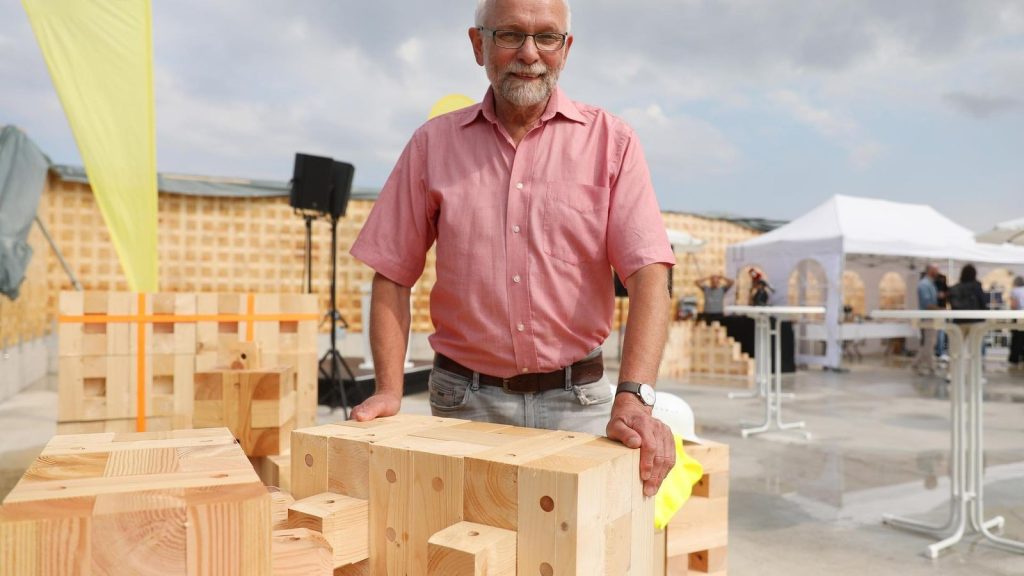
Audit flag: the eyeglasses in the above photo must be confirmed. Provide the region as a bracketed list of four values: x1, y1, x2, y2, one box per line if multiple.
[477, 27, 568, 51]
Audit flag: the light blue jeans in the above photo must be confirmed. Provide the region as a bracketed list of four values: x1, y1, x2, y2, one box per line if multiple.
[428, 353, 613, 436]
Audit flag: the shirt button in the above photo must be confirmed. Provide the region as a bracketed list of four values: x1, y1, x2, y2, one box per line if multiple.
[512, 225, 521, 234]
[512, 275, 521, 283]
[517, 323, 525, 332]
[515, 182, 524, 190]
[522, 367, 529, 373]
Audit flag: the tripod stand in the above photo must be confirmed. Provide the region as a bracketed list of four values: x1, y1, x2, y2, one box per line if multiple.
[300, 209, 355, 419]
[319, 215, 356, 419]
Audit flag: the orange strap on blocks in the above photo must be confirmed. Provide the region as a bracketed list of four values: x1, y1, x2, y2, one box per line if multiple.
[58, 293, 319, 432]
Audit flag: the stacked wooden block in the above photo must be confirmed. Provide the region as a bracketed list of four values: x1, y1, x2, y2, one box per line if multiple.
[57, 291, 319, 435]
[0, 428, 271, 576]
[691, 322, 754, 379]
[657, 440, 730, 576]
[660, 321, 694, 378]
[288, 414, 654, 575]
[58, 292, 195, 432]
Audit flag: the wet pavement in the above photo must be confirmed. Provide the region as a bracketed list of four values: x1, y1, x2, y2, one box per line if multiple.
[1, 354, 1022, 575]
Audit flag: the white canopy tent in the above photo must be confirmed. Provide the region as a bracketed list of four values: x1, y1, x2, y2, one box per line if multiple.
[666, 228, 705, 253]
[977, 216, 1024, 246]
[726, 195, 1024, 368]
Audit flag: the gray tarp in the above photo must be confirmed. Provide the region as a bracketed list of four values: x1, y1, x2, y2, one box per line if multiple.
[0, 125, 49, 299]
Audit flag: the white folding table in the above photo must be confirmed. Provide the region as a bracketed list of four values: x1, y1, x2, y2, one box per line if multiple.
[725, 305, 825, 439]
[870, 309, 1024, 557]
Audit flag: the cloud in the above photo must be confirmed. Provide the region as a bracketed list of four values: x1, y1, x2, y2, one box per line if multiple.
[770, 90, 882, 168]
[944, 91, 1023, 119]
[619, 104, 739, 181]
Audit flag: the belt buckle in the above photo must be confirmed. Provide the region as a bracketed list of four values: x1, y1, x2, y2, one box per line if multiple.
[501, 377, 516, 394]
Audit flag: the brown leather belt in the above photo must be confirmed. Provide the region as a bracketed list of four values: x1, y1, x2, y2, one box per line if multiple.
[434, 353, 604, 394]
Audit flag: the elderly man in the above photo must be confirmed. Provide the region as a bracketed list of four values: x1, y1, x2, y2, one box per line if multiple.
[349, 0, 675, 497]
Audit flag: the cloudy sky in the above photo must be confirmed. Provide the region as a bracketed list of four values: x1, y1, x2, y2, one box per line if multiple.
[2, 0, 1022, 232]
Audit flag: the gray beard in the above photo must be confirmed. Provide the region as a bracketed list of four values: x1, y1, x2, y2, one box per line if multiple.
[498, 69, 559, 107]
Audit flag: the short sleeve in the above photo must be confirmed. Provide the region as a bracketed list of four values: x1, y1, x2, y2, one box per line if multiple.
[350, 130, 437, 287]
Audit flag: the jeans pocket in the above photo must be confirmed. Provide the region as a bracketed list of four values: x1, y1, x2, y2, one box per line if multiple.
[429, 368, 471, 412]
[571, 379, 613, 407]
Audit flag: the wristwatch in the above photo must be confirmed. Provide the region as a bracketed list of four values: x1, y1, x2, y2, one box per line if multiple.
[616, 381, 656, 407]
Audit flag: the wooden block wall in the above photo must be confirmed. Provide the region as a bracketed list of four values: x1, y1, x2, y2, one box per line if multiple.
[57, 290, 318, 433]
[18, 173, 763, 349]
[690, 322, 754, 380]
[0, 428, 271, 576]
[0, 223, 50, 349]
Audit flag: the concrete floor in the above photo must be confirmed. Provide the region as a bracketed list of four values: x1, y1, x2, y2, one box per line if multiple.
[2, 352, 1023, 575]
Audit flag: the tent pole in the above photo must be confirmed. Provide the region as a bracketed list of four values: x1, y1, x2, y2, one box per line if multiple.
[34, 215, 82, 291]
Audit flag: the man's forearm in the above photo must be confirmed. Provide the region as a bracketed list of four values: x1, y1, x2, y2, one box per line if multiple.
[369, 272, 412, 398]
[619, 263, 672, 385]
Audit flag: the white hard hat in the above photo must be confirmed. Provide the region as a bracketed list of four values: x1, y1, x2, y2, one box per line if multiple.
[609, 385, 699, 442]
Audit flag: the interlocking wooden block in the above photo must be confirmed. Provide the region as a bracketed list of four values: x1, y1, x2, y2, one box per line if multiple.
[58, 291, 134, 357]
[290, 415, 654, 576]
[272, 528, 333, 576]
[0, 428, 270, 576]
[56, 416, 173, 435]
[194, 367, 295, 456]
[58, 355, 132, 421]
[265, 351, 319, 429]
[663, 440, 730, 576]
[229, 341, 263, 370]
[147, 293, 198, 355]
[268, 486, 295, 530]
[289, 415, 466, 500]
[196, 294, 247, 361]
[517, 437, 653, 575]
[287, 492, 368, 568]
[427, 521, 516, 576]
[251, 452, 292, 492]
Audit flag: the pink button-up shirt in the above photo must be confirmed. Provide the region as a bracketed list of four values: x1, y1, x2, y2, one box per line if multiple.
[351, 87, 674, 378]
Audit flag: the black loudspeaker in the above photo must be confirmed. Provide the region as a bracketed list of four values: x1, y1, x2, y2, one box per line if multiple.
[331, 161, 355, 219]
[290, 153, 335, 215]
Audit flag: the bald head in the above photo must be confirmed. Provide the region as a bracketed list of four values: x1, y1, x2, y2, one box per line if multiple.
[475, 0, 572, 32]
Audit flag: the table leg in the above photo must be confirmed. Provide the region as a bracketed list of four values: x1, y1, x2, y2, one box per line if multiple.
[741, 317, 774, 436]
[771, 316, 808, 438]
[966, 323, 1022, 554]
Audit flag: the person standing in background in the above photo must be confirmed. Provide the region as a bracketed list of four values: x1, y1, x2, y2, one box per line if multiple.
[1009, 276, 1024, 369]
[912, 264, 940, 377]
[695, 274, 734, 323]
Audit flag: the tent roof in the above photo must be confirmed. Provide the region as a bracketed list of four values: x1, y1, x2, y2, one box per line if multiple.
[976, 216, 1024, 245]
[733, 194, 1024, 264]
[666, 228, 705, 252]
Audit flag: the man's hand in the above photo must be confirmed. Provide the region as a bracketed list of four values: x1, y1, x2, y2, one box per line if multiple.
[350, 391, 401, 422]
[606, 393, 675, 497]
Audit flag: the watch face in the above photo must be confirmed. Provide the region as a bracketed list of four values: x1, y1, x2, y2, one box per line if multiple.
[639, 384, 657, 406]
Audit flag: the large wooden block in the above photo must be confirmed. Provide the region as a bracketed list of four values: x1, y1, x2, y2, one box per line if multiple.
[194, 367, 295, 456]
[427, 521, 516, 576]
[288, 492, 368, 568]
[517, 437, 653, 575]
[0, 428, 270, 576]
[272, 528, 333, 576]
[290, 415, 466, 500]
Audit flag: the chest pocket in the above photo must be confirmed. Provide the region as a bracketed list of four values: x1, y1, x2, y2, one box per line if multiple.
[542, 182, 611, 265]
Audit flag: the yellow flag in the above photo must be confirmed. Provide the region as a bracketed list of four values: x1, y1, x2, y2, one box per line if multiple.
[23, 0, 158, 292]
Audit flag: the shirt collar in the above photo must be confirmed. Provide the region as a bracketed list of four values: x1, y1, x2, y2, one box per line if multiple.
[459, 86, 587, 127]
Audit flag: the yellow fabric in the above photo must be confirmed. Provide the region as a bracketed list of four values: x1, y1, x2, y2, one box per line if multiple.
[23, 0, 158, 292]
[654, 435, 705, 530]
[428, 94, 475, 120]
